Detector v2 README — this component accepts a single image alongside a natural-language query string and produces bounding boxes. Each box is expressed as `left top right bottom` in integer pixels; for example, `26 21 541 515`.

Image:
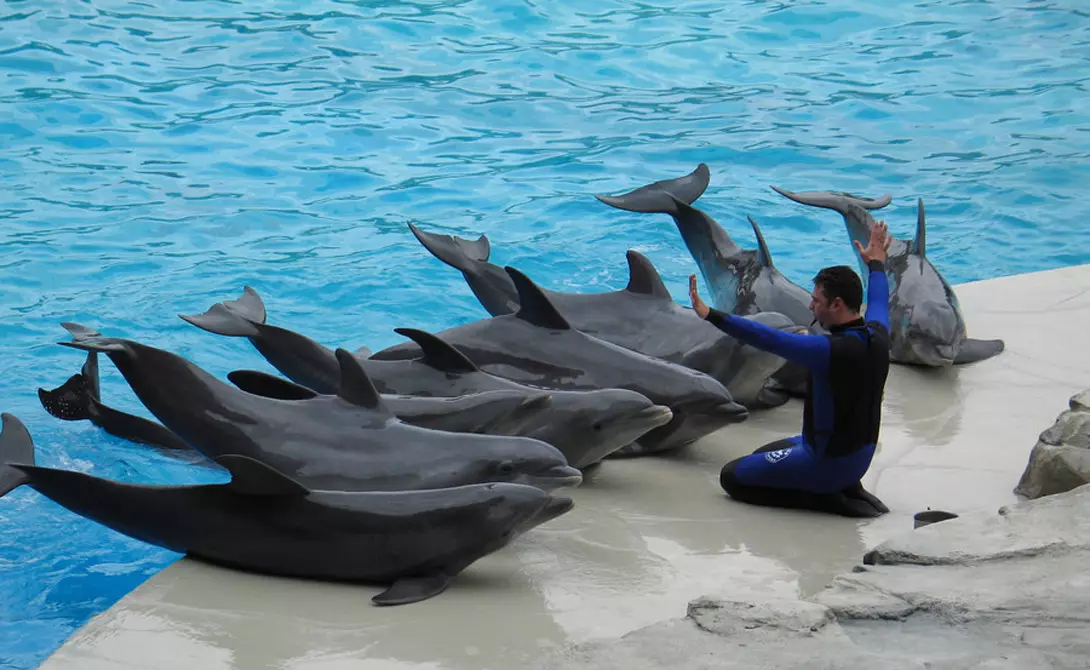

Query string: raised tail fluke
0 413 35 497
179 286 266 337
408 222 491 272
56 323 128 354
770 186 893 213
39 351 101 422
594 163 710 213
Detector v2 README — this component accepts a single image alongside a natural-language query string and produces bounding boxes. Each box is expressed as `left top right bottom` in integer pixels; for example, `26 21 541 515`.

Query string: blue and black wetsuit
706 260 891 515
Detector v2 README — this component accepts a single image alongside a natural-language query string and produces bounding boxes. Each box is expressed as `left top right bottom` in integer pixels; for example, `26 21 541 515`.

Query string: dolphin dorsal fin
392 328 480 373
747 216 775 268
505 267 571 330
217 454 311 497
911 198 926 257
334 349 392 415
624 251 671 299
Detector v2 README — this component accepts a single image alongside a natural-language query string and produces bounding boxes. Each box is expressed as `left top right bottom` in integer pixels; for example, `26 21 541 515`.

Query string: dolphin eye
592 422 603 432
497 461 515 475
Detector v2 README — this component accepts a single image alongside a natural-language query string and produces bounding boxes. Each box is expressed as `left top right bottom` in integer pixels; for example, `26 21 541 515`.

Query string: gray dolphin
53 323 583 492
771 187 1005 367
39 351 556 457
0 412 574 606
407 221 798 409
179 288 674 468
369 266 749 455
593 165 819 398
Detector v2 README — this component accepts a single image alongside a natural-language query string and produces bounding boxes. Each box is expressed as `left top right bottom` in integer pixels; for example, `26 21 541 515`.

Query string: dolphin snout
533 464 583 491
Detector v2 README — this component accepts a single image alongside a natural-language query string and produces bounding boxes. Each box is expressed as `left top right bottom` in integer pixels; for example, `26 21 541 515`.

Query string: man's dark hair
813 265 863 311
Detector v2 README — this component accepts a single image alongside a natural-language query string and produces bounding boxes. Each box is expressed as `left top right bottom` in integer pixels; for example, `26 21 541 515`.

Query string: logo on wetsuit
765 447 792 463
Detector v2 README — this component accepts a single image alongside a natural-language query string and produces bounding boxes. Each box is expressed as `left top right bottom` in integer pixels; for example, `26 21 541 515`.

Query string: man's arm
704 308 829 372
864 260 890 330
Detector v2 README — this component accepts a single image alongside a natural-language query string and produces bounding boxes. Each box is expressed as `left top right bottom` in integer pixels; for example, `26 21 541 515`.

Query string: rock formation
1015 388 1090 499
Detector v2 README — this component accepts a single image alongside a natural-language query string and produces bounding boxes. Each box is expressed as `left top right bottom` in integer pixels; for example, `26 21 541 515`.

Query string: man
688 220 893 517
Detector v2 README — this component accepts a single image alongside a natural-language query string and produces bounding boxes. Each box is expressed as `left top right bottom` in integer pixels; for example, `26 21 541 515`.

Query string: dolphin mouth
525 495 575 529
633 405 674 427
529 465 583 491
711 400 749 422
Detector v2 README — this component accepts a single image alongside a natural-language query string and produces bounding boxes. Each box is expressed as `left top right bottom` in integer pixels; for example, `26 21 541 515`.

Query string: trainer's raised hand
854 219 892 264
689 274 710 319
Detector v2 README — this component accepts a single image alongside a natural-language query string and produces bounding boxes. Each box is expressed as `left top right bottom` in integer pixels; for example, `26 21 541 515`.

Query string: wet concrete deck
42 263 1090 670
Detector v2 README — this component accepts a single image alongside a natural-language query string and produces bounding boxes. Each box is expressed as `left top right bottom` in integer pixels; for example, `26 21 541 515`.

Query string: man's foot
841 481 890 515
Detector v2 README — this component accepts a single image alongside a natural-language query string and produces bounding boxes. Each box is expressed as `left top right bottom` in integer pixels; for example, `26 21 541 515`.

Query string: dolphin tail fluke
0 413 35 497
56 322 127 354
408 222 491 272
594 164 710 213
954 338 1005 365
178 286 266 337
770 186 893 213
38 351 101 422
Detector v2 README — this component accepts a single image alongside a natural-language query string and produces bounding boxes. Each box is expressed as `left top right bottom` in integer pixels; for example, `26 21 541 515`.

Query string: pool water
1 1 1088 668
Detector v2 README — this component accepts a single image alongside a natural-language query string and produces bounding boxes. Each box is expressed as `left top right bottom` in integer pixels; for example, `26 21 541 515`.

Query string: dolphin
369 266 750 455
594 165 819 398
0 412 574 606
39 351 558 458
179 288 675 468
52 322 583 492
407 221 800 409
771 187 1005 367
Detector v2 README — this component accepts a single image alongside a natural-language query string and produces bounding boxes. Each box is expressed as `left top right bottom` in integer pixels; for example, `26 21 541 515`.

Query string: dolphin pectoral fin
594 164 710 212
954 338 1005 365
216 455 310 497
372 573 453 606
228 369 320 400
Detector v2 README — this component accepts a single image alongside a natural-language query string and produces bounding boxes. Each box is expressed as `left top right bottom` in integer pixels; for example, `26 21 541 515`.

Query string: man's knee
719 456 745 495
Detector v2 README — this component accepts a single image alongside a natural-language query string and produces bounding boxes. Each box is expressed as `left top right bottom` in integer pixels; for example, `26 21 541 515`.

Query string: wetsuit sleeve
703 309 829 372
864 260 890 330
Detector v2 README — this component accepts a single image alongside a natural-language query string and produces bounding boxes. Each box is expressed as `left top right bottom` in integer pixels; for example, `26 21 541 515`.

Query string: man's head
810 266 863 328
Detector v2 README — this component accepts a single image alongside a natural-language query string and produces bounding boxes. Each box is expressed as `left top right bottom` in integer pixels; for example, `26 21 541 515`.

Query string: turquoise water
1 0 1089 667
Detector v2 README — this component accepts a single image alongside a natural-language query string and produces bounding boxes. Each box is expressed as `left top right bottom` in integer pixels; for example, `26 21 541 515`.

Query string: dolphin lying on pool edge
406 220 800 409
38 350 566 464
49 322 583 493
0 412 574 606
771 186 1004 367
178 287 675 469
368 266 750 456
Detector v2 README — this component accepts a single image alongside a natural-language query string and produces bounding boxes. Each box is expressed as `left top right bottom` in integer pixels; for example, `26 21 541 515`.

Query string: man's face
809 285 837 328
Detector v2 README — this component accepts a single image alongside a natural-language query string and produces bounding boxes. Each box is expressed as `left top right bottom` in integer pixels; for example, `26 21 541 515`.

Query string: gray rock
1015 388 1090 499
532 485 1090 670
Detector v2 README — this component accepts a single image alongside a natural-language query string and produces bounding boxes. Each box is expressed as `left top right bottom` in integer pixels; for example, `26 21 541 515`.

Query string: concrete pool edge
40 263 1090 670
532 480 1090 670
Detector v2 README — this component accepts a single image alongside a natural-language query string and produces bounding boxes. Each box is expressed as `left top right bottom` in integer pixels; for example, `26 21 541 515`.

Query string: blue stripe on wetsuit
704 262 890 493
